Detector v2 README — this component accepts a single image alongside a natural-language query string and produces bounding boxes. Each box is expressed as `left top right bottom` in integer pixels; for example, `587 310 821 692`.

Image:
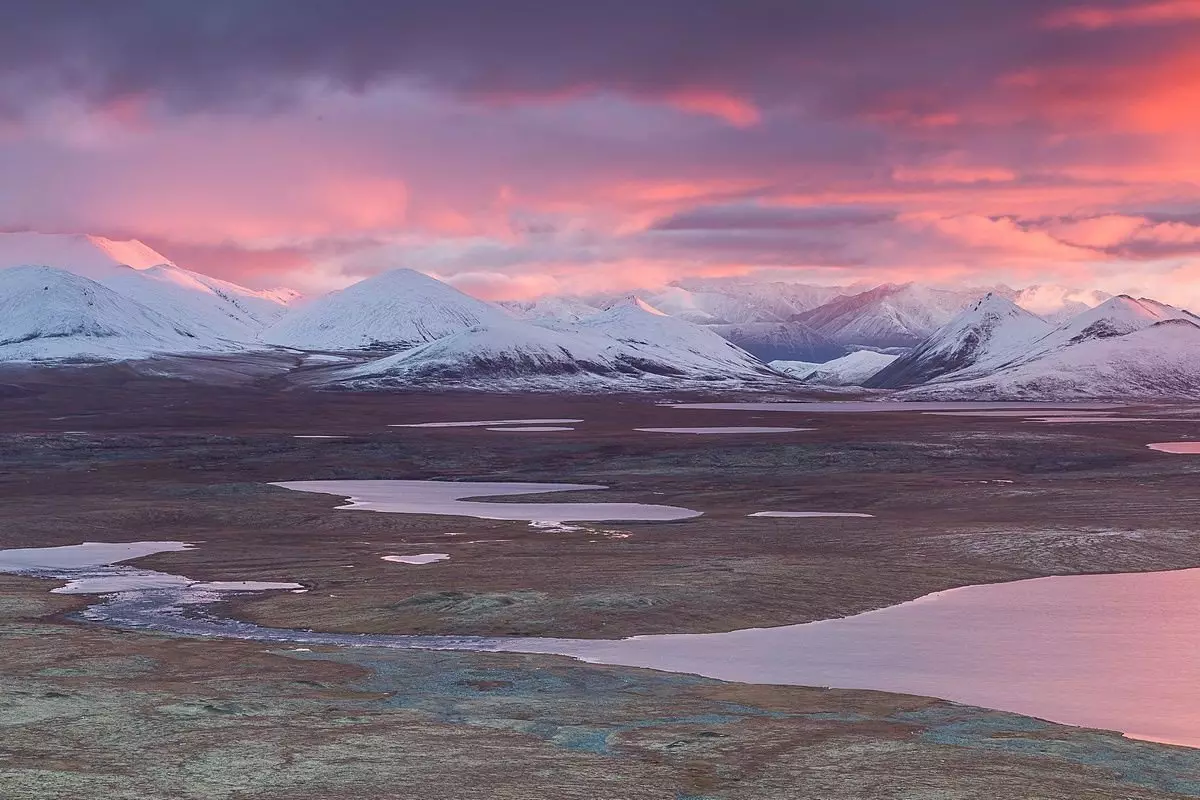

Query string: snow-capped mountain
0 233 294 342
263 268 512 351
866 294 1052 389
500 296 600 325
1012 284 1111 324
0 266 229 362
1018 295 1198 361
657 278 846 323
773 350 899 386
706 321 847 362
572 297 778 378
326 309 785 391
900 318 1200 400
0 232 171 277
796 283 982 347
893 295 1200 399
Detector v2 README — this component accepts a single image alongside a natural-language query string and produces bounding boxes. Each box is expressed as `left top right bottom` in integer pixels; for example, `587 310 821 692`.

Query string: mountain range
3 231 1197 398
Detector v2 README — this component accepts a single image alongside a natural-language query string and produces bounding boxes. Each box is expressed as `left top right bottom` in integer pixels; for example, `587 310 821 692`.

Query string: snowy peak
658 279 847 324
1012 284 1110 323
262 267 512 351
0 232 171 278
0 232 296 342
500 296 600 325
1062 295 1194 343
1019 294 1200 363
866 293 1051 388
599 295 670 317
900 314 1200 401
331 318 641 388
796 282 983 347
328 313 783 390
0 266 228 362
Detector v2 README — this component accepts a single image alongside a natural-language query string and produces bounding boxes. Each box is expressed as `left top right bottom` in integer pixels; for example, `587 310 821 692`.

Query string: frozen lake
390 418 583 428
749 511 875 518
271 479 702 522
382 553 451 565
635 427 811 434
671 401 1121 414
0 541 302 597
485 426 575 432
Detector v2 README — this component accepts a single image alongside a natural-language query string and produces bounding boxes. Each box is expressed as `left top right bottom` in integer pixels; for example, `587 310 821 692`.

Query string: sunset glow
3 2 1200 302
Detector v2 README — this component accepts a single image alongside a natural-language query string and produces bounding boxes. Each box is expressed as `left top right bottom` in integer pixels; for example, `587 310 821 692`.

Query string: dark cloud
0 0 1173 119
652 203 895 231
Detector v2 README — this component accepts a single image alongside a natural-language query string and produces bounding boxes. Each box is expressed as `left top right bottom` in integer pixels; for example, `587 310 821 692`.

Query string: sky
4 1 1200 302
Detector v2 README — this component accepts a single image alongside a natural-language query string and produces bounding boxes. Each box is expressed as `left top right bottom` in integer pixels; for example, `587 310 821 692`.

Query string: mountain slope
797 283 981 347
0 232 169 278
572 297 777 378
1018 295 1198 362
866 294 1052 388
500 296 600 325
774 350 899 386
323 315 784 391
0 232 294 342
102 265 288 340
0 266 227 361
659 279 846 323
1012 285 1111 324
900 319 1200 400
263 268 512 351
707 321 846 362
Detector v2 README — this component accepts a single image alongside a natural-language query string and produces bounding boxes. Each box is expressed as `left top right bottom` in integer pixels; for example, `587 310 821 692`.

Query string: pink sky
4 2 1200 303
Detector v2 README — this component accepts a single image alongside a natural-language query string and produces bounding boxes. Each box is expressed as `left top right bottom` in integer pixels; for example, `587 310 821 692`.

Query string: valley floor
3 370 1200 797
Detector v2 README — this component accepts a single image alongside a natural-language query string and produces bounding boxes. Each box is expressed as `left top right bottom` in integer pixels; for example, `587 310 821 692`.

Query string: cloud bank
3 1 1200 302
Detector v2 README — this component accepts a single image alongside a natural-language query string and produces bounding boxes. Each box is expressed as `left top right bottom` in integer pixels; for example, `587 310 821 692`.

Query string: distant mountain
706 321 847 362
0 266 228 362
774 350 899 386
573 296 777 379
0 232 294 342
665 278 847 322
0 231 171 276
500 296 600 325
796 283 982 347
866 294 1052 388
1012 284 1111 324
263 268 512 351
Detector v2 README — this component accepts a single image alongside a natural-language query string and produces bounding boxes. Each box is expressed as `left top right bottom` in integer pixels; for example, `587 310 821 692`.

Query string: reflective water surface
1149 442 1200 454
7 542 1200 748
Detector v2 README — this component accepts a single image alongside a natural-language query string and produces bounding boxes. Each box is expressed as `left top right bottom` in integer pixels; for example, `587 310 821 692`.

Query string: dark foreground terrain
4 364 1200 798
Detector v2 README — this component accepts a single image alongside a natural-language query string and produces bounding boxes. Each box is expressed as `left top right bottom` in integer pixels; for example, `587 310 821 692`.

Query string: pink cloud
661 90 762 127
1044 0 1200 29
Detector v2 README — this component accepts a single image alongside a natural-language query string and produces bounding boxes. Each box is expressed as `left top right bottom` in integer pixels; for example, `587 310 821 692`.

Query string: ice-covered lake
635 427 811 434
671 401 1121 414
271 479 702 522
